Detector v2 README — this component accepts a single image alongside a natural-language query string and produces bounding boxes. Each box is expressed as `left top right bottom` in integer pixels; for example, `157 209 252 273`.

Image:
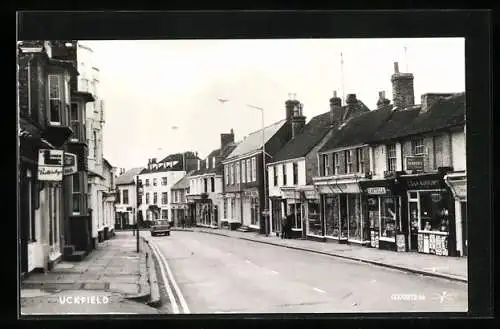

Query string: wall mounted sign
38 149 63 181
366 187 387 195
244 190 259 198
63 152 78 176
406 156 425 171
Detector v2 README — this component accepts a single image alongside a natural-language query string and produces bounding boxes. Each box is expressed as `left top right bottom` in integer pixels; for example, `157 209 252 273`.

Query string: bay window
48 74 62 125
72 173 81 214
251 157 256 182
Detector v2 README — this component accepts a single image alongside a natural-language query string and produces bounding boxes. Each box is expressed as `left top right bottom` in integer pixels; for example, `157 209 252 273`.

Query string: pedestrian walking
281 216 287 239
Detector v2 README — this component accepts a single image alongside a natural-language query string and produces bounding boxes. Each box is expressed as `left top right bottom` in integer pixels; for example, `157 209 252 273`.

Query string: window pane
72 194 80 212
307 201 321 235
325 196 339 237
380 197 398 239
49 75 60 99
419 191 451 232
70 103 78 121
72 174 80 192
50 100 61 122
367 196 380 230
348 194 362 240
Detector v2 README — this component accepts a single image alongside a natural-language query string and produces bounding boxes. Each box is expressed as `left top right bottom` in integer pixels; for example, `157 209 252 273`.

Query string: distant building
138 152 200 226
170 171 193 227
187 130 237 228
114 167 144 229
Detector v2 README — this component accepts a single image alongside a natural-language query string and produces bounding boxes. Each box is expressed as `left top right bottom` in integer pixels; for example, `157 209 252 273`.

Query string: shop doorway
271 199 281 234
408 200 419 251
461 201 467 256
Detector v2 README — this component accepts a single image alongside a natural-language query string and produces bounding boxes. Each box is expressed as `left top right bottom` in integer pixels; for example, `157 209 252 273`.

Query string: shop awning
444 172 467 200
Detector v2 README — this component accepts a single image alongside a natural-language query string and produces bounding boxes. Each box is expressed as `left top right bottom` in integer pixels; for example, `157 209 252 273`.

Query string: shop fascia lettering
366 187 387 195
407 179 440 189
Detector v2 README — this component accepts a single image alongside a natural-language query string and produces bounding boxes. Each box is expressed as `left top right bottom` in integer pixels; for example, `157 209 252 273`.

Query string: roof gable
272 111 333 162
115 167 145 185
226 119 287 160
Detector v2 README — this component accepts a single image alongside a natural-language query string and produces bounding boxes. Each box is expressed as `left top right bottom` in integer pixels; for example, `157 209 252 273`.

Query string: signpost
38 149 63 181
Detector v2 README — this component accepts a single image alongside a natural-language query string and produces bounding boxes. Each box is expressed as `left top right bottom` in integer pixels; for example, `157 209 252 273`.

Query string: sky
83 38 465 171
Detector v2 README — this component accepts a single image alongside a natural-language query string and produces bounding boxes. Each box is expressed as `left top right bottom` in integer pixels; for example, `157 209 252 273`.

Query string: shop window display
348 194 362 240
419 191 450 232
307 201 322 236
339 195 348 239
324 196 339 237
380 197 399 239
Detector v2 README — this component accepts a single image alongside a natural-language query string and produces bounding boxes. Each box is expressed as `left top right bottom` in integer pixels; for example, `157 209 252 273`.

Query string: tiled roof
319 107 394 152
225 119 287 160
272 111 333 162
159 152 199 164
115 167 145 185
369 93 465 143
171 171 194 190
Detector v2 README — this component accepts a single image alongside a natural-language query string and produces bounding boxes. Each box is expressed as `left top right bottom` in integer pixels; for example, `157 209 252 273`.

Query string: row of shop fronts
222 188 261 229
267 171 467 257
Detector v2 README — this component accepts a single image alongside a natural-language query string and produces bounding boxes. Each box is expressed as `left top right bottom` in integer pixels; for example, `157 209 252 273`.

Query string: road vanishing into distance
144 230 467 314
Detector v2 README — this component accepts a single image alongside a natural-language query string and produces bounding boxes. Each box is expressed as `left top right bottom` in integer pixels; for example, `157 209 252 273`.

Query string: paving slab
109 283 140 295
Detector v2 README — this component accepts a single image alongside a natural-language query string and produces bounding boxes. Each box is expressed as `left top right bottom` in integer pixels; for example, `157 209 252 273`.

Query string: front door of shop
271 199 281 234
461 202 467 256
408 201 419 251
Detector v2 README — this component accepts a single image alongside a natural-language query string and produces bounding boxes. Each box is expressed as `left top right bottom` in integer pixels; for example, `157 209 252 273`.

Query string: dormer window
48 74 62 125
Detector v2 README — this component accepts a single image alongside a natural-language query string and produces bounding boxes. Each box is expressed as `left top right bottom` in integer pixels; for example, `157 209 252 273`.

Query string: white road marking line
313 287 326 294
150 240 191 314
148 241 179 314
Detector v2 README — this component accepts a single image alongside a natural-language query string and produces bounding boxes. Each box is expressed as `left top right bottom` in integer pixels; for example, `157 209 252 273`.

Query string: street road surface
145 231 467 313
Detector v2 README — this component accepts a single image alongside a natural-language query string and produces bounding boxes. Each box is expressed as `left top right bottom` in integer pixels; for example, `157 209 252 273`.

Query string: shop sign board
366 187 387 195
406 178 441 190
406 156 425 171
63 152 78 176
303 190 319 200
38 149 63 181
281 189 299 200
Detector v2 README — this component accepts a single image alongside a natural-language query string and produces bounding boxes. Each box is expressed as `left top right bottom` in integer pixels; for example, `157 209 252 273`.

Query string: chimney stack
329 91 343 126
291 102 306 139
377 91 391 109
420 93 455 113
391 61 415 110
220 129 235 154
285 96 300 122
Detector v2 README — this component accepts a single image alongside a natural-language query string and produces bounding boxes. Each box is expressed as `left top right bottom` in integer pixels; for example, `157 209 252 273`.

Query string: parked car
150 220 171 236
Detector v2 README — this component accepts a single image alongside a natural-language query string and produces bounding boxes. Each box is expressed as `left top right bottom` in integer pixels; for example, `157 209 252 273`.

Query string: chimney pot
394 62 399 73
333 90 337 97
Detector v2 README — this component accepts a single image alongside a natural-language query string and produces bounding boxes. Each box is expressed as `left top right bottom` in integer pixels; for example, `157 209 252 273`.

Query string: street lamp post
135 175 143 253
217 98 270 236
246 104 269 237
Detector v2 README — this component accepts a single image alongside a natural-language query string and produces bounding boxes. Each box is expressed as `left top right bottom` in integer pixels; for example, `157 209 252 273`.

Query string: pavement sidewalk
20 232 160 315
173 227 468 283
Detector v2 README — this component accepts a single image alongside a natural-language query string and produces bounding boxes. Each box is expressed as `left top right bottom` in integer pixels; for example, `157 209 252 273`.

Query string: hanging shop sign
402 175 445 190
38 149 63 181
405 156 425 171
63 152 78 176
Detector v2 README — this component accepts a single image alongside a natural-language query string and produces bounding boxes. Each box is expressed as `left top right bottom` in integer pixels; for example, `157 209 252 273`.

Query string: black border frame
13 9 493 328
